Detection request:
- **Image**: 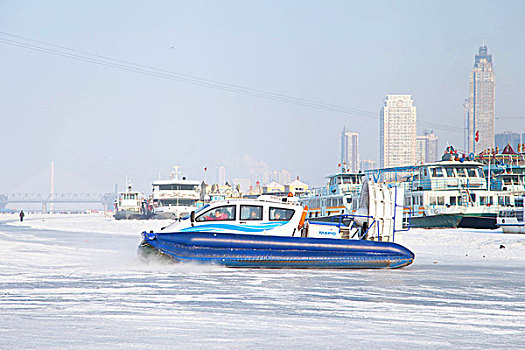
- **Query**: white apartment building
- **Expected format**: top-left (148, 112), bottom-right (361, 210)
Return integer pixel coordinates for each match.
top-left (380, 95), bottom-right (417, 168)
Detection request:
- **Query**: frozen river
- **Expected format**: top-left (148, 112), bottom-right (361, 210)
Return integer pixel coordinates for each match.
top-left (1, 214), bottom-right (524, 349)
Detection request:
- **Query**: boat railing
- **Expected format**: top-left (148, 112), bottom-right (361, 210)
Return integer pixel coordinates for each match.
top-left (305, 186), bottom-right (361, 197)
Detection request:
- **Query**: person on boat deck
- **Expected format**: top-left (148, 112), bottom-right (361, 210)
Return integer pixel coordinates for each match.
top-left (19, 210), bottom-right (25, 222)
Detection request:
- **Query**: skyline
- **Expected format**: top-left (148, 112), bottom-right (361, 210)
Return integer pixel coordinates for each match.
top-left (1, 1), bottom-right (525, 194)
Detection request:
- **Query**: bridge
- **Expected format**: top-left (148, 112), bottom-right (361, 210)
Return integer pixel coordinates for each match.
top-left (2, 162), bottom-right (120, 212)
top-left (0, 193), bottom-right (116, 212)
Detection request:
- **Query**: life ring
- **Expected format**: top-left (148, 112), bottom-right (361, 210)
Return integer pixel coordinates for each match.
top-left (434, 209), bottom-right (439, 215)
top-left (298, 205), bottom-right (308, 230)
top-left (469, 152), bottom-right (475, 161)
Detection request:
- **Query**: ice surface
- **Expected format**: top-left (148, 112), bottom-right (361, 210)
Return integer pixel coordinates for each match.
top-left (0, 214), bottom-right (524, 349)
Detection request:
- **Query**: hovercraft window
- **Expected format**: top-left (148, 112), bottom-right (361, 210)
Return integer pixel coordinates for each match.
top-left (240, 205), bottom-right (263, 220)
top-left (269, 207), bottom-right (295, 221)
top-left (196, 205), bottom-right (236, 222)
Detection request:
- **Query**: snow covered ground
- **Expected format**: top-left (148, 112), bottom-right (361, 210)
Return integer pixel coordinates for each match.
top-left (1, 213), bottom-right (524, 349)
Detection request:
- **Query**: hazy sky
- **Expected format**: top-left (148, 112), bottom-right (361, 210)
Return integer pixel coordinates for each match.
top-left (1, 0), bottom-right (524, 195)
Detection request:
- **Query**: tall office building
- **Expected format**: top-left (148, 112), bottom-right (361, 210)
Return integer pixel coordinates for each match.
top-left (278, 169), bottom-right (291, 185)
top-left (465, 45), bottom-right (496, 154)
top-left (380, 95), bottom-right (417, 168)
top-left (359, 159), bottom-right (376, 172)
top-left (218, 166), bottom-right (226, 185)
top-left (341, 127), bottom-right (359, 172)
top-left (495, 132), bottom-right (520, 151)
top-left (416, 131), bottom-right (439, 163)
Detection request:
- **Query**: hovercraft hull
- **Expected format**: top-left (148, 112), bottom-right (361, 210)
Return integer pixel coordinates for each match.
top-left (138, 231), bottom-right (414, 269)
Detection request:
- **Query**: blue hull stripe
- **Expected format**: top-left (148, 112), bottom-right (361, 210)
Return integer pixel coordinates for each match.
top-left (177, 222), bottom-right (287, 233)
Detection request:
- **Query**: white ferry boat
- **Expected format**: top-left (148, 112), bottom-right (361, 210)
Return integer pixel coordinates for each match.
top-left (114, 183), bottom-right (151, 220)
top-left (152, 167), bottom-right (200, 219)
top-left (490, 172), bottom-right (525, 193)
top-left (299, 172), bottom-right (364, 218)
top-left (372, 149), bottom-right (520, 229)
top-left (497, 196), bottom-right (525, 234)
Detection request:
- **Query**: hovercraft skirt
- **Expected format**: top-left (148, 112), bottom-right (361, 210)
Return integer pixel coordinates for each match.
top-left (139, 232), bottom-right (414, 269)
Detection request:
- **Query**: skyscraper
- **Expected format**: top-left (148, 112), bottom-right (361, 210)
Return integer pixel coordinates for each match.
top-left (218, 166), bottom-right (226, 185)
top-left (278, 169), bottom-right (291, 185)
top-left (416, 131), bottom-right (439, 163)
top-left (466, 45), bottom-right (495, 154)
top-left (341, 128), bottom-right (359, 172)
top-left (380, 95), bottom-right (417, 168)
top-left (359, 159), bottom-right (376, 172)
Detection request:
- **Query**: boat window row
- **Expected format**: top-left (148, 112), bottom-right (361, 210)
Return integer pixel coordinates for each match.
top-left (120, 193), bottom-right (137, 200)
top-left (424, 167), bottom-right (483, 178)
top-left (500, 175), bottom-right (524, 186)
top-left (329, 175), bottom-right (363, 185)
top-left (196, 205), bottom-right (295, 222)
top-left (155, 184), bottom-right (198, 191)
top-left (158, 199), bottom-right (197, 207)
top-left (406, 194), bottom-right (514, 207)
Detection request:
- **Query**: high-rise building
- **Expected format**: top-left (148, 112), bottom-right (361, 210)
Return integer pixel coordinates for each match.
top-left (416, 131), bottom-right (439, 163)
top-left (465, 45), bottom-right (496, 154)
top-left (380, 95), bottom-right (417, 168)
top-left (218, 166), bottom-right (226, 185)
top-left (278, 169), bottom-right (291, 185)
top-left (359, 159), bottom-right (376, 172)
top-left (341, 127), bottom-right (359, 172)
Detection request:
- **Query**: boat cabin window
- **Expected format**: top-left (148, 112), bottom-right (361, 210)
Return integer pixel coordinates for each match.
top-left (498, 196), bottom-right (511, 206)
top-left (240, 205), bottom-right (263, 220)
top-left (450, 196), bottom-right (457, 205)
top-left (515, 198), bottom-right (524, 207)
top-left (466, 168), bottom-right (477, 177)
top-left (269, 207), bottom-right (295, 221)
top-left (456, 168), bottom-right (466, 177)
top-left (431, 168), bottom-right (444, 177)
top-left (196, 205), bottom-right (236, 222)
top-left (444, 167), bottom-right (455, 177)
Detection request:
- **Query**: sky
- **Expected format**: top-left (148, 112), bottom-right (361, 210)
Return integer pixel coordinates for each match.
top-left (1, 0), bottom-right (525, 195)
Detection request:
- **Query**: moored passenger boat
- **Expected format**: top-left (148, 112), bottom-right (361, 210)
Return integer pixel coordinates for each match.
top-left (151, 166), bottom-right (201, 219)
top-left (139, 194), bottom-right (414, 269)
top-left (497, 196), bottom-right (525, 234)
top-left (114, 183), bottom-right (152, 220)
top-left (368, 147), bottom-right (520, 229)
top-left (299, 172), bottom-right (364, 219)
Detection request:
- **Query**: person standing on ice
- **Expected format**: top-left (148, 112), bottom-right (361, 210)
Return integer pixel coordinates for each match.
top-left (19, 210), bottom-right (25, 222)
